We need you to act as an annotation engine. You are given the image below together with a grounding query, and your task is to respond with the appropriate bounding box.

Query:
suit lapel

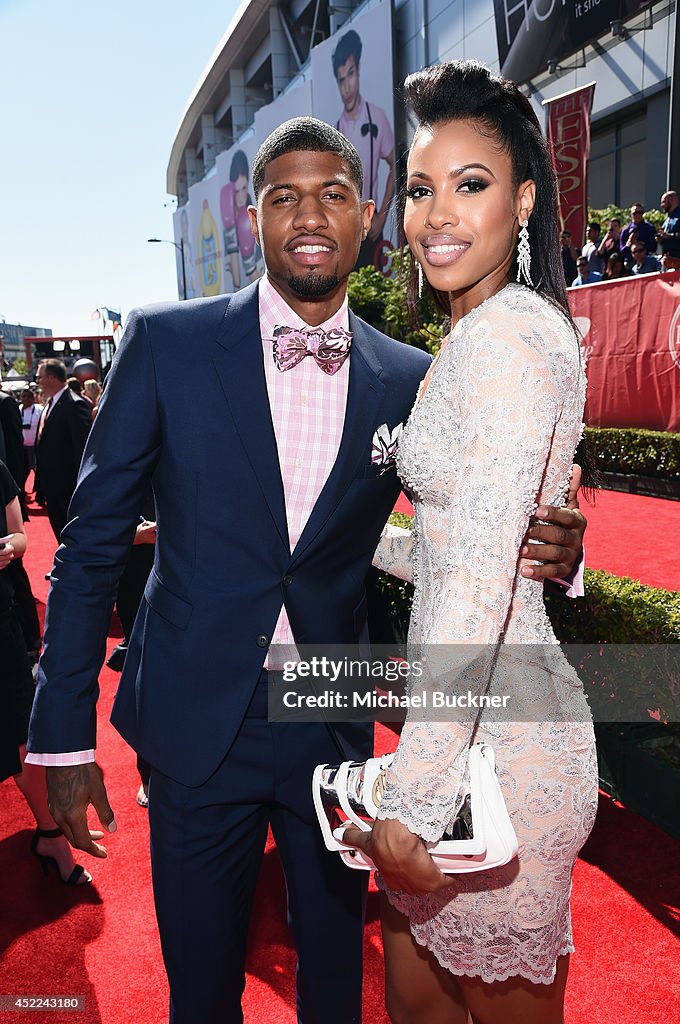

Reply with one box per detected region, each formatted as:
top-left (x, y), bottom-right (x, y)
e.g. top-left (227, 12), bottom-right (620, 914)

top-left (290, 313), bottom-right (385, 565)
top-left (212, 283), bottom-right (289, 550)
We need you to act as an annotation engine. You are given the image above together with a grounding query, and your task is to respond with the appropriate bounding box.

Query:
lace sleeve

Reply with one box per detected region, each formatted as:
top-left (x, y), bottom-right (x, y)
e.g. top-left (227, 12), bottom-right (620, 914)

top-left (377, 310), bottom-right (562, 841)
top-left (372, 523), bottom-right (413, 583)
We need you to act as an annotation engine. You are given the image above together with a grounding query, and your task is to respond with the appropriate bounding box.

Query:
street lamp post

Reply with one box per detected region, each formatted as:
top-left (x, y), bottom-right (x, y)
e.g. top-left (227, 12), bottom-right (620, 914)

top-left (147, 237), bottom-right (187, 300)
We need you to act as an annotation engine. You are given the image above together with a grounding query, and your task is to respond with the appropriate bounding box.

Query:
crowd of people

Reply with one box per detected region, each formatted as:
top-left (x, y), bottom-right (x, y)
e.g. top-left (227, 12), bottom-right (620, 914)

top-left (1, 63), bottom-right (676, 1024)
top-left (562, 191), bottom-right (680, 287)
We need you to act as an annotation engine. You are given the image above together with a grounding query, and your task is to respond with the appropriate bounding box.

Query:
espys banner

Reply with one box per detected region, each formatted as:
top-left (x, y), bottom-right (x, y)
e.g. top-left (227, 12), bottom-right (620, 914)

top-left (570, 271), bottom-right (680, 432)
top-left (544, 83), bottom-right (595, 249)
top-left (493, 0), bottom-right (651, 84)
top-left (311, 0), bottom-right (396, 272)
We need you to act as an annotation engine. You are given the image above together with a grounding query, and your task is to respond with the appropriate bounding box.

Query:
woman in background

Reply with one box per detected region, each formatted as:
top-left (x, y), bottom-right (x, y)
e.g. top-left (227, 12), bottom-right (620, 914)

top-left (0, 460), bottom-right (94, 885)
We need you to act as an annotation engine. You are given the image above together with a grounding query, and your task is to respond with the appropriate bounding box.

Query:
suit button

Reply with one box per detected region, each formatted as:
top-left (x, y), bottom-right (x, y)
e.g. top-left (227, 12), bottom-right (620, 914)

top-left (283, 575), bottom-right (293, 586)
top-left (256, 635), bottom-right (270, 648)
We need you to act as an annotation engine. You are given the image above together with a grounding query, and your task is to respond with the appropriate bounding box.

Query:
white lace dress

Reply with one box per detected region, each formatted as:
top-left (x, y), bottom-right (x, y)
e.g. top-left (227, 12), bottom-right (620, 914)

top-left (372, 284), bottom-right (598, 985)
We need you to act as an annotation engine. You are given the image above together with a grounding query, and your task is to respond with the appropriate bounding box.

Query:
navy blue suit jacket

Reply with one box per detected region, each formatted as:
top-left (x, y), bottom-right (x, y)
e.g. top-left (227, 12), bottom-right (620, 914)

top-left (29, 282), bottom-right (430, 786)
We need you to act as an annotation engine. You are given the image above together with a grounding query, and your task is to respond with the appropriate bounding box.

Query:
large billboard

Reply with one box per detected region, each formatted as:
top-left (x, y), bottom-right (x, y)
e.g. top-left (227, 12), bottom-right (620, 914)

top-left (254, 79), bottom-right (313, 141)
top-left (172, 203), bottom-right (199, 300)
top-left (493, 0), bottom-right (651, 84)
top-left (215, 138), bottom-right (264, 292)
top-left (311, 0), bottom-right (396, 271)
top-left (187, 175), bottom-right (223, 298)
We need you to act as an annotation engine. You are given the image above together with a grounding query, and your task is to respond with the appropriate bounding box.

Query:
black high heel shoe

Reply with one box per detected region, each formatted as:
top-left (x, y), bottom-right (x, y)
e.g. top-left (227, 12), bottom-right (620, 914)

top-left (30, 827), bottom-right (91, 886)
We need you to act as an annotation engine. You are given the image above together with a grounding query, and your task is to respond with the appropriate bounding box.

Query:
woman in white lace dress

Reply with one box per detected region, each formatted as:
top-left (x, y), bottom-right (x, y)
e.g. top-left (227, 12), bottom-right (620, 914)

top-left (346, 61), bottom-right (598, 1023)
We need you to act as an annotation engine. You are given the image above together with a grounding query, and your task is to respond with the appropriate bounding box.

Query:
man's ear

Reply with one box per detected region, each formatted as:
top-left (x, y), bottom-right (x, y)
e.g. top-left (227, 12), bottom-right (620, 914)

top-left (361, 200), bottom-right (375, 239)
top-left (248, 205), bottom-right (260, 248)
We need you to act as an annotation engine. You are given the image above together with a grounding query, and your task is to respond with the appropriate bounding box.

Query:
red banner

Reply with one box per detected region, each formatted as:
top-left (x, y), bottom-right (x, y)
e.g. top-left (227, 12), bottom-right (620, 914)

top-left (544, 84), bottom-right (595, 250)
top-left (569, 271), bottom-right (680, 432)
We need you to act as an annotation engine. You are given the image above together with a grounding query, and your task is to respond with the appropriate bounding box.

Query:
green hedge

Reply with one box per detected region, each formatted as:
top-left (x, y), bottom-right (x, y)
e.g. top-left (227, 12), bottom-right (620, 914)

top-left (545, 569), bottom-right (680, 642)
top-left (379, 514), bottom-right (680, 643)
top-left (584, 427), bottom-right (680, 480)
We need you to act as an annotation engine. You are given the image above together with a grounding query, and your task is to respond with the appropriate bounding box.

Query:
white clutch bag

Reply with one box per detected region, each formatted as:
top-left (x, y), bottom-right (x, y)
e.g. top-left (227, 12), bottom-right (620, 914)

top-left (312, 742), bottom-right (518, 873)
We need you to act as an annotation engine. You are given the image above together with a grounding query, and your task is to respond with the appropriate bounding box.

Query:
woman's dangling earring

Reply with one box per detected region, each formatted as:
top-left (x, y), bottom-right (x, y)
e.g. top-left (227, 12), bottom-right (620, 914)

top-left (417, 261), bottom-right (423, 297)
top-left (516, 219), bottom-right (533, 287)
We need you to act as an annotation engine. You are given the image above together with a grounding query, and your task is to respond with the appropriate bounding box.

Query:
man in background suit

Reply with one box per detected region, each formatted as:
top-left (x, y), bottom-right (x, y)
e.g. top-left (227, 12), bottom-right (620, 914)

top-left (34, 358), bottom-right (91, 541)
top-left (28, 119), bottom-right (586, 1024)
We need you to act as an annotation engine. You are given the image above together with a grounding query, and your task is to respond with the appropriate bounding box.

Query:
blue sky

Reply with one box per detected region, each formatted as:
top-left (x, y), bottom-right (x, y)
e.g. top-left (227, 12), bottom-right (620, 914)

top-left (0, 0), bottom-right (239, 336)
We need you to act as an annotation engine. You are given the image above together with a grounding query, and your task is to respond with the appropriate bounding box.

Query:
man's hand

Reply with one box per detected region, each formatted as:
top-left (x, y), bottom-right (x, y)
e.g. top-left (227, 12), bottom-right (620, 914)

top-left (519, 463), bottom-right (587, 581)
top-left (46, 763), bottom-right (116, 858)
top-left (342, 818), bottom-right (455, 896)
top-left (134, 520), bottom-right (157, 546)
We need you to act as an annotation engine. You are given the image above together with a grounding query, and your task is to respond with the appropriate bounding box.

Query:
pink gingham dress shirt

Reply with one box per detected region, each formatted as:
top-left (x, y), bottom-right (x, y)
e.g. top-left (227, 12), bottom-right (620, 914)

top-left (26, 276), bottom-right (350, 766)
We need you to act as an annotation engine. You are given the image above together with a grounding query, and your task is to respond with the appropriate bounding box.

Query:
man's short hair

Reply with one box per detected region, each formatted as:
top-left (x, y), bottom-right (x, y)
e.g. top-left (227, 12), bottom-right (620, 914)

top-left (332, 30), bottom-right (362, 77)
top-left (633, 242), bottom-right (648, 253)
top-left (252, 117), bottom-right (363, 200)
top-left (38, 358), bottom-right (67, 383)
top-left (588, 221), bottom-right (601, 233)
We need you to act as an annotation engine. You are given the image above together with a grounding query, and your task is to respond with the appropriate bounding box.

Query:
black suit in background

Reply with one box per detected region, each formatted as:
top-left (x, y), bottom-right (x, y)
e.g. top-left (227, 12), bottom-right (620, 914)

top-left (0, 392), bottom-right (25, 491)
top-left (0, 391), bottom-right (40, 653)
top-left (35, 388), bottom-right (91, 541)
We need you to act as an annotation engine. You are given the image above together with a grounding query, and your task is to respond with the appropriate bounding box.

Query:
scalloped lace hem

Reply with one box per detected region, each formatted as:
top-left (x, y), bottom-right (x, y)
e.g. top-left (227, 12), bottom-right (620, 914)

top-left (381, 886), bottom-right (575, 986)
top-left (374, 810), bottom-right (446, 844)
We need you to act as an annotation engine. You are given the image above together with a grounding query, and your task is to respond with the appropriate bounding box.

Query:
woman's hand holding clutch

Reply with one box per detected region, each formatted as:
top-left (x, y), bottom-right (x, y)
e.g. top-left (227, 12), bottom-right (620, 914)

top-left (343, 818), bottom-right (456, 896)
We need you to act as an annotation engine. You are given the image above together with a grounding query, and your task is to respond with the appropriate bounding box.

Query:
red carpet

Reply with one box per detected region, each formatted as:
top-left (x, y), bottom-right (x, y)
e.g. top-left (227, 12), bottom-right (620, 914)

top-left (395, 488), bottom-right (680, 592)
top-left (0, 498), bottom-right (678, 1023)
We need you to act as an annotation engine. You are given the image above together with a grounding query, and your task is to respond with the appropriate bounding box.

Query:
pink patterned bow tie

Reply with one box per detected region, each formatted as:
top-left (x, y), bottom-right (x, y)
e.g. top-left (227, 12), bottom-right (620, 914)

top-left (272, 325), bottom-right (352, 376)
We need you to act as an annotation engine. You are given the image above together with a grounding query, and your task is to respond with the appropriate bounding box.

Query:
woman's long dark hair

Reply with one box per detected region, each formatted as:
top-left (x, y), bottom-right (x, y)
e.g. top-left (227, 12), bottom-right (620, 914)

top-left (401, 60), bottom-right (571, 322)
top-left (400, 59), bottom-right (598, 493)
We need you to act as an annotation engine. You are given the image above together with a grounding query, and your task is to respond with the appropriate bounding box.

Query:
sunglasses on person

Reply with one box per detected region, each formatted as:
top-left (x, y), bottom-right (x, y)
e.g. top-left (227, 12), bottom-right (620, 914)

top-left (632, 247), bottom-right (645, 254)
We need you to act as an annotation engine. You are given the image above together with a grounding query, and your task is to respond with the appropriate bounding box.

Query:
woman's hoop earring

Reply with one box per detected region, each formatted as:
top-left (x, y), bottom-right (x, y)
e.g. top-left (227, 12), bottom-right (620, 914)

top-left (516, 219), bottom-right (533, 288)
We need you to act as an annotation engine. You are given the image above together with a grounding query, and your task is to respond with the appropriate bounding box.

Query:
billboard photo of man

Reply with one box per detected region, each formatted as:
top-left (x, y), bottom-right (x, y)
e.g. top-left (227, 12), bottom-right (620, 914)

top-left (220, 149), bottom-right (264, 290)
top-left (332, 29), bottom-right (395, 269)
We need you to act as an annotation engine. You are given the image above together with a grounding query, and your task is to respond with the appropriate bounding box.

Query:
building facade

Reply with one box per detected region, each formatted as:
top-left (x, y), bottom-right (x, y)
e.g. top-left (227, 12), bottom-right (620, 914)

top-left (166, 0), bottom-right (677, 295)
top-left (0, 322), bottom-right (52, 366)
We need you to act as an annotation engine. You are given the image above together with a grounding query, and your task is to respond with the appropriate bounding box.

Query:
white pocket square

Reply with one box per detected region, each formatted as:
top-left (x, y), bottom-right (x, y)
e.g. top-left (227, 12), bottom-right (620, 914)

top-left (371, 422), bottom-right (403, 469)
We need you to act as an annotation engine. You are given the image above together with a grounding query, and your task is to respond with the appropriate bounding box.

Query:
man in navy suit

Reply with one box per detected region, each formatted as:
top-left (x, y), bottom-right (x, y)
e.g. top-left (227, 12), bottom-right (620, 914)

top-left (28, 119), bottom-right (585, 1024)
